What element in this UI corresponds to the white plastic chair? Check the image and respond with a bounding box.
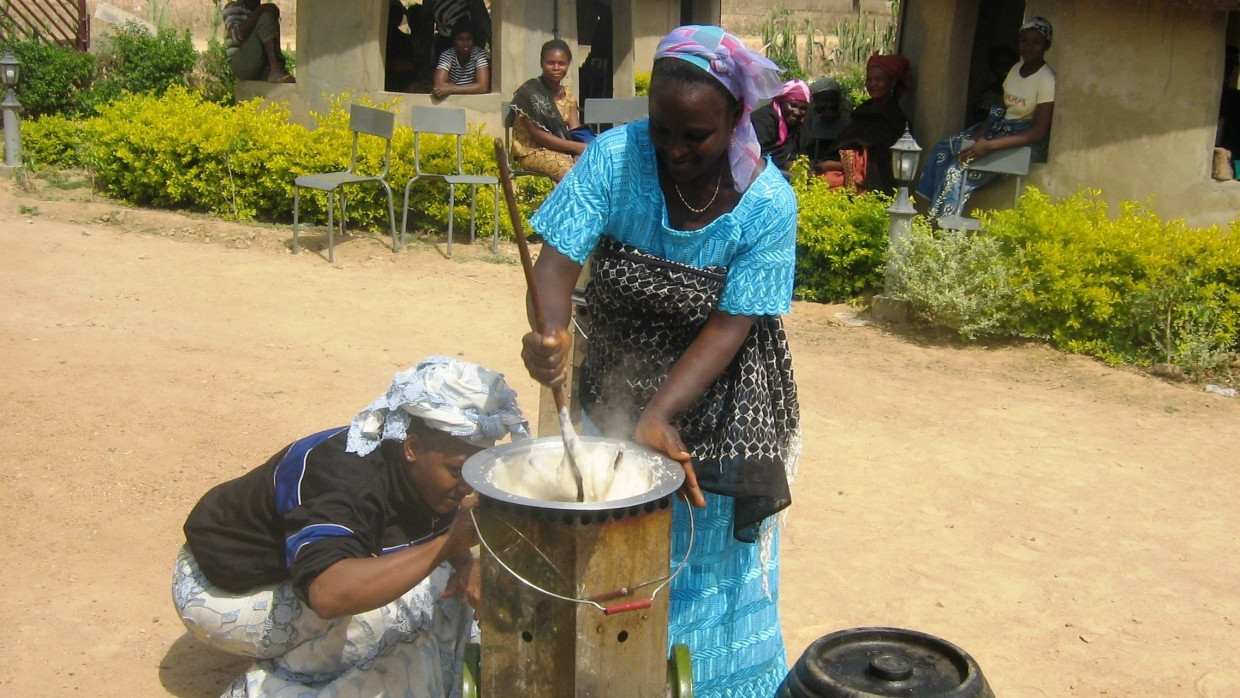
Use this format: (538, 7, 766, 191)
(402, 106, 501, 256)
(292, 104, 398, 263)
(581, 97, 649, 134)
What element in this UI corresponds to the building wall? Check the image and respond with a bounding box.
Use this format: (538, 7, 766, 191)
(721, 0, 892, 38)
(904, 0, 1240, 227)
(239, 0, 708, 132)
(493, 0, 582, 97)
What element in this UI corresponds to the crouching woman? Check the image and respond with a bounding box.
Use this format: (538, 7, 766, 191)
(172, 357, 529, 698)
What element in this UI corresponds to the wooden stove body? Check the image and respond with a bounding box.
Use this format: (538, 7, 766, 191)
(476, 494, 675, 698)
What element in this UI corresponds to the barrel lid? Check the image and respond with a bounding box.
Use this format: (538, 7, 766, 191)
(787, 627, 993, 698)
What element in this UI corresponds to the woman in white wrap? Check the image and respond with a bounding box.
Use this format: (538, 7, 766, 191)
(172, 356, 529, 697)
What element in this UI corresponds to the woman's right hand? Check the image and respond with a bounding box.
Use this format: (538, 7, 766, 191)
(634, 412, 705, 508)
(521, 327, 572, 387)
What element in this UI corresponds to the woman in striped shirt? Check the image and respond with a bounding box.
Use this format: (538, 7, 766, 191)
(432, 22, 490, 99)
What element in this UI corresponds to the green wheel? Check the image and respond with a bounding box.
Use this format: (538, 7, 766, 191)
(461, 642, 481, 698)
(667, 643, 693, 698)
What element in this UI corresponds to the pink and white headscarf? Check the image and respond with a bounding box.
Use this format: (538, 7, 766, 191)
(653, 25, 784, 192)
(772, 79, 811, 146)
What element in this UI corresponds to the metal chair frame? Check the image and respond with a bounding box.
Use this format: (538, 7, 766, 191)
(292, 104, 398, 263)
(402, 106, 501, 256)
(500, 101, 556, 184)
(581, 97, 649, 134)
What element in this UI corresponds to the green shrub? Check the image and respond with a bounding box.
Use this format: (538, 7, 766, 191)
(22, 115, 89, 169)
(830, 4, 897, 73)
(984, 189, 1240, 374)
(835, 64, 868, 111)
(0, 38, 96, 118)
(635, 70, 650, 97)
(81, 22, 198, 112)
(887, 222, 1016, 340)
(26, 88, 547, 240)
(789, 161, 892, 302)
(760, 8, 808, 81)
(192, 39, 236, 105)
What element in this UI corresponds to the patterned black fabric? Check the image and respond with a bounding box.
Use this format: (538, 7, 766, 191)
(579, 238, 800, 542)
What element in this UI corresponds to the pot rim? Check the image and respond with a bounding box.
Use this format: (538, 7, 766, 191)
(463, 435, 685, 512)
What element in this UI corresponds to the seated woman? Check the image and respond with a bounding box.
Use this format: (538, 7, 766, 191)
(432, 21, 490, 99)
(510, 39, 588, 182)
(917, 17, 1056, 221)
(750, 79, 811, 177)
(812, 53, 912, 193)
(802, 77, 853, 165)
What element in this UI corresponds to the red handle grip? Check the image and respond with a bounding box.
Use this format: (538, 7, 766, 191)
(590, 588, 633, 603)
(604, 599, 652, 615)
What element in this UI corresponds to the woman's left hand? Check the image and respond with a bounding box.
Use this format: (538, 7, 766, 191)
(442, 552, 481, 611)
(959, 139, 992, 163)
(634, 412, 705, 508)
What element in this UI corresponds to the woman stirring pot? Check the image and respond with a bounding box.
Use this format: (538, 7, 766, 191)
(521, 25, 801, 697)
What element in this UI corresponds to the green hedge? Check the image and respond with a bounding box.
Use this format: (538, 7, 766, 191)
(2, 23, 198, 119)
(23, 100, 893, 300)
(23, 88, 550, 239)
(790, 161, 892, 302)
(889, 189, 1240, 376)
(0, 38, 97, 118)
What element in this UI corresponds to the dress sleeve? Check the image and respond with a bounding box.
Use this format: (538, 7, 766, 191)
(436, 50, 452, 71)
(529, 128, 620, 264)
(1037, 68, 1055, 104)
(717, 170, 798, 316)
(474, 47, 490, 69)
(281, 450, 386, 604)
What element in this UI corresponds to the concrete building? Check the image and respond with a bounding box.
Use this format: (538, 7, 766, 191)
(900, 0, 1240, 227)
(241, 0, 720, 135)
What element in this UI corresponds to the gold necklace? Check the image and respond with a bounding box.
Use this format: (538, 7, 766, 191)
(673, 171, 723, 215)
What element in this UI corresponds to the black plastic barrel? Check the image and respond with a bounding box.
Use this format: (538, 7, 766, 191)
(777, 627, 994, 698)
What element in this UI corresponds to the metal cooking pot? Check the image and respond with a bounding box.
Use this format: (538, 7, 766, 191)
(462, 436, 688, 697)
(777, 627, 994, 698)
(462, 435, 684, 515)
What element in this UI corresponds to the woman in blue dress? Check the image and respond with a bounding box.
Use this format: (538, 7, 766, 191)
(520, 25, 802, 698)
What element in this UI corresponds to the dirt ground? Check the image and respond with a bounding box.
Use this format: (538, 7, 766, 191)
(1, 173, 1238, 698)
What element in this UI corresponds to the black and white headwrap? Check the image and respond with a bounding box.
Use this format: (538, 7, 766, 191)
(1020, 16, 1053, 44)
(346, 356, 530, 456)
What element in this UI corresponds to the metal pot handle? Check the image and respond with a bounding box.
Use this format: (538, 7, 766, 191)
(470, 492, 696, 614)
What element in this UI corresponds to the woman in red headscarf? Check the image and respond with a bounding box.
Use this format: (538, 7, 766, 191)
(812, 52, 912, 192)
(750, 79, 811, 177)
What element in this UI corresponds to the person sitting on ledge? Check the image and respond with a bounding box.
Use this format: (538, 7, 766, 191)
(917, 17, 1056, 221)
(221, 0, 294, 83)
(172, 356, 529, 698)
(432, 21, 491, 99)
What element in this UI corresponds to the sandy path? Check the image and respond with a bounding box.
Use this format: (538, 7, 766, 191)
(0, 178, 1237, 697)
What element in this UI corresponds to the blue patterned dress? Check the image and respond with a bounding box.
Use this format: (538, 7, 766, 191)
(532, 121, 800, 697)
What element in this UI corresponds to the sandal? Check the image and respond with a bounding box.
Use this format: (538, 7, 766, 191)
(267, 73, 296, 84)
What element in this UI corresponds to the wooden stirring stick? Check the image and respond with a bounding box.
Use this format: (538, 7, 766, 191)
(493, 139, 587, 502)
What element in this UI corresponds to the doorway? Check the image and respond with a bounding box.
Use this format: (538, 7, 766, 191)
(964, 0, 1025, 128)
